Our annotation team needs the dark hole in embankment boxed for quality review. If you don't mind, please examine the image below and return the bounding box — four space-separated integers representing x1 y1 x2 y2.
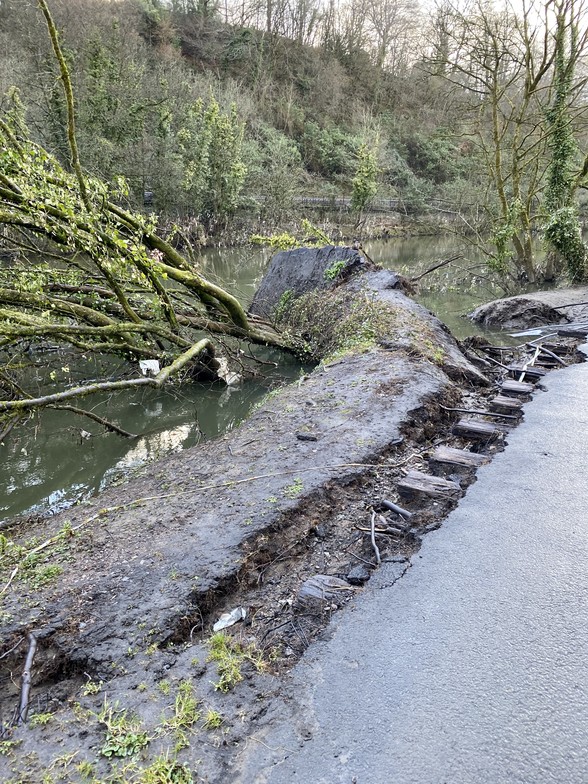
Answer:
161 392 487 655
0 637 85 735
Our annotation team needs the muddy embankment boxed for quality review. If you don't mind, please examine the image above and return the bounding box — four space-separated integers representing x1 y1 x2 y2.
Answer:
0 247 532 783
469 285 588 330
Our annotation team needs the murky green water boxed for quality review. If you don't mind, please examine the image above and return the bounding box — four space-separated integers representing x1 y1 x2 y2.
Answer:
364 235 510 337
0 237 506 523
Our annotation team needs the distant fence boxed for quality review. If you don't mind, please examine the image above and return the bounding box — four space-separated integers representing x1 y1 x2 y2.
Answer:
292 196 468 214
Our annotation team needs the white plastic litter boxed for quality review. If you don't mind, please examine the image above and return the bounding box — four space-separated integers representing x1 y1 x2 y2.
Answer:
213 607 247 632
139 359 160 376
217 357 242 386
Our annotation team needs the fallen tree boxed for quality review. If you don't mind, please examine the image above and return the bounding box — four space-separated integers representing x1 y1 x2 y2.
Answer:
0 0 283 434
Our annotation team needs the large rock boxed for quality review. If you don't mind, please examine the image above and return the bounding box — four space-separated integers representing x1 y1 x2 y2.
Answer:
249 245 402 319
253 246 488 385
469 296 567 329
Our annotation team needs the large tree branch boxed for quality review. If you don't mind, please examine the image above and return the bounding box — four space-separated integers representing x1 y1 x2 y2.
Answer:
37 0 90 211
0 338 215 412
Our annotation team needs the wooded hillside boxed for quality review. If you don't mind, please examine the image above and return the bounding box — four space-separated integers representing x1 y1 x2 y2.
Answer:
2 0 588 282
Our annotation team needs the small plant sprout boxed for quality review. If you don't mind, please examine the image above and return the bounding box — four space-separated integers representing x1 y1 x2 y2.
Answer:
283 477 304 498
139 751 194 784
158 680 171 696
203 708 223 730
29 711 53 727
207 633 244 692
82 680 103 696
98 700 149 758
324 259 347 280
206 632 266 693
76 760 95 779
162 680 200 751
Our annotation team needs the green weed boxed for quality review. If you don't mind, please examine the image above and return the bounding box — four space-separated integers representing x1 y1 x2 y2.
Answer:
206 632 266 693
283 478 304 498
202 708 223 730
82 680 103 696
160 680 200 751
75 760 95 779
138 751 194 783
158 680 171 696
29 711 53 727
98 701 149 758
324 259 347 280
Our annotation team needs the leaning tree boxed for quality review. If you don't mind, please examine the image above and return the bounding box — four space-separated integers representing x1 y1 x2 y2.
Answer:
0 0 286 438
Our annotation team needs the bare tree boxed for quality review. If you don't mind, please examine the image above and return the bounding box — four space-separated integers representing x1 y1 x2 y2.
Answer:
426 0 588 283
364 0 421 72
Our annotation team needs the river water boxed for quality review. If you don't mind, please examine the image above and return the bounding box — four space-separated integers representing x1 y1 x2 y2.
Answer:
0 237 507 523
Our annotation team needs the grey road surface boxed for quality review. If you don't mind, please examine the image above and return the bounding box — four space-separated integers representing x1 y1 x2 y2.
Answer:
236 354 588 784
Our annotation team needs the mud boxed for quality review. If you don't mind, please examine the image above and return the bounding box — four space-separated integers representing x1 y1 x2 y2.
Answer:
469 285 588 329
0 256 580 783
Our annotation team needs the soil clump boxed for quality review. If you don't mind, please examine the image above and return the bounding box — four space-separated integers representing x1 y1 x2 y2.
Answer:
469 285 588 329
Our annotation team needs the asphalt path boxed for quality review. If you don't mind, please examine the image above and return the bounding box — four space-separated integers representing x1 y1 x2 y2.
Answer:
237 353 588 784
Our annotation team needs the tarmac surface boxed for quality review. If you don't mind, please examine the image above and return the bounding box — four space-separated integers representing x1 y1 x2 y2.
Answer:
236 351 588 784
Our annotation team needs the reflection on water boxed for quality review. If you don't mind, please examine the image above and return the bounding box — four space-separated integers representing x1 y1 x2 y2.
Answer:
0 235 512 523
104 423 193 479
1 350 303 523
363 235 510 338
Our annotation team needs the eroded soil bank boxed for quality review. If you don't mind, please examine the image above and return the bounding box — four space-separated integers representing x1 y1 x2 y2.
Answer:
469 285 588 329
0 250 580 783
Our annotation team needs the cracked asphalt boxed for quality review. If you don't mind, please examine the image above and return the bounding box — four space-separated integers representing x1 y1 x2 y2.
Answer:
235 350 588 784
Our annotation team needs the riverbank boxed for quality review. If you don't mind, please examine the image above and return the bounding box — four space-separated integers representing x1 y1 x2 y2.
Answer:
0 233 505 525
162 209 456 250
469 285 588 329
233 343 588 784
0 258 582 783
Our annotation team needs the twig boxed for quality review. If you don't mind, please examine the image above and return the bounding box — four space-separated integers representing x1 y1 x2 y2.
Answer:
369 508 381 567
0 517 91 597
552 299 588 309
462 348 493 368
0 567 18 598
357 525 406 536
0 636 25 661
480 353 511 371
118 461 412 508
0 415 20 444
344 550 376 568
439 404 519 420
475 344 515 351
519 346 540 382
49 404 138 438
380 499 413 521
16 632 37 725
523 332 559 346
525 343 567 366
257 540 302 583
410 254 462 283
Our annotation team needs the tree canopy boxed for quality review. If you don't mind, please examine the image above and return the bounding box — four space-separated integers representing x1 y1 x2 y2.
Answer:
0 1 282 434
